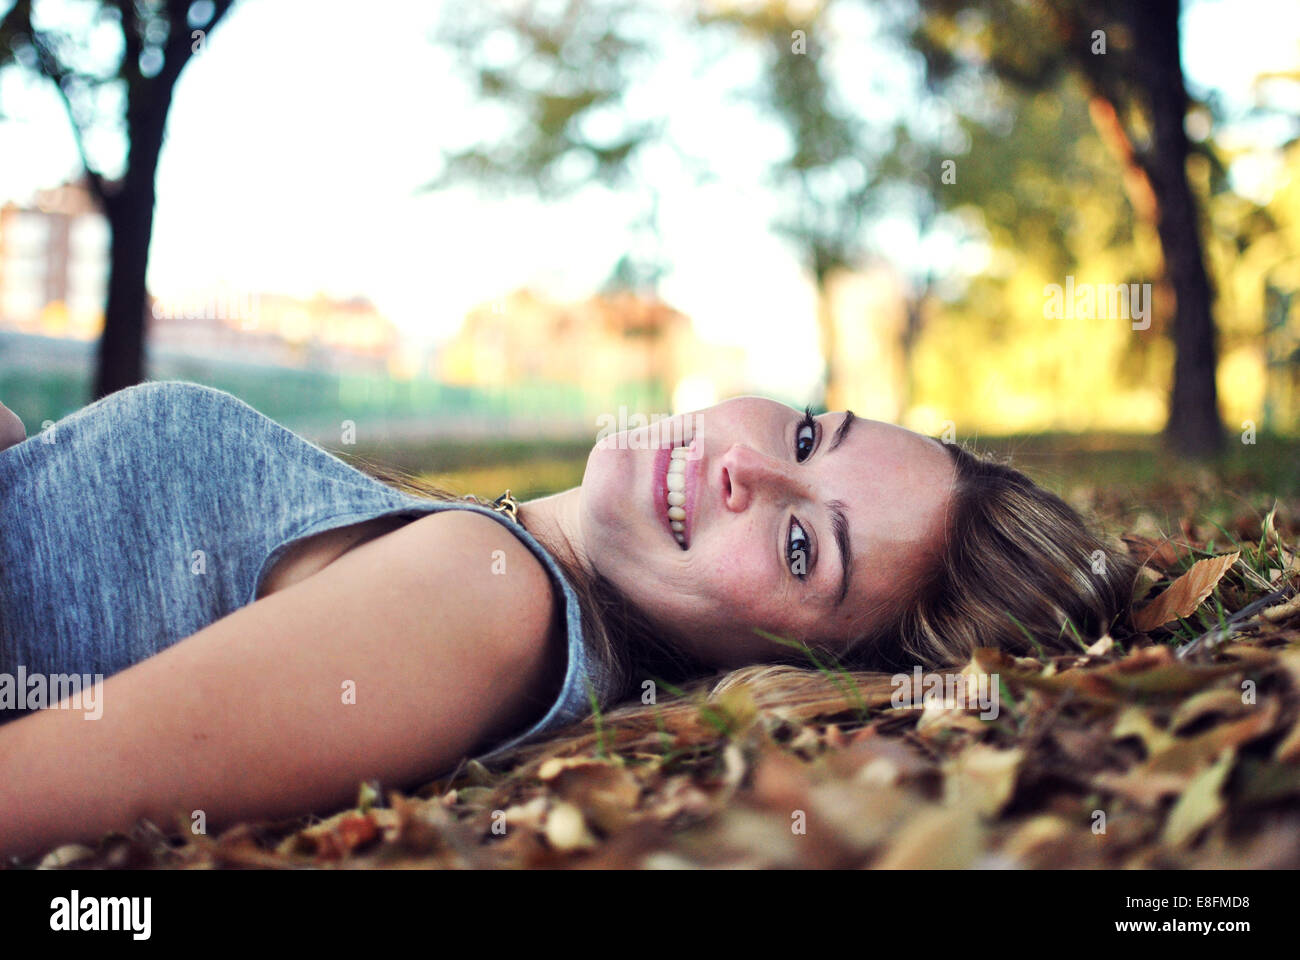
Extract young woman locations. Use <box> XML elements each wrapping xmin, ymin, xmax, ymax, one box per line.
<box><xmin>0</xmin><ymin>380</ymin><xmax>1136</xmax><ymax>861</ymax></box>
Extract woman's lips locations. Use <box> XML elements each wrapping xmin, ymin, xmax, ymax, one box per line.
<box><xmin>654</xmin><ymin>437</ymin><xmax>697</xmax><ymax>549</ymax></box>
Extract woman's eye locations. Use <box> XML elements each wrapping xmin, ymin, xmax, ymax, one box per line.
<box><xmin>787</xmin><ymin>519</ymin><xmax>809</xmax><ymax>579</ymax></box>
<box><xmin>795</xmin><ymin>419</ymin><xmax>816</xmax><ymax>462</ymax></box>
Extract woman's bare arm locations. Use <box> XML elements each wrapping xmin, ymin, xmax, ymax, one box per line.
<box><xmin>0</xmin><ymin>509</ymin><xmax>561</xmax><ymax>862</ymax></box>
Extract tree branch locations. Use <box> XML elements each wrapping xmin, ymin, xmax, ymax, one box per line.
<box><xmin>157</xmin><ymin>0</ymin><xmax>236</xmax><ymax>89</ymax></box>
<box><xmin>20</xmin><ymin>16</ymin><xmax>111</xmax><ymax>211</ymax></box>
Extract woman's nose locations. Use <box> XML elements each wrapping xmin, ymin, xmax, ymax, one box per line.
<box><xmin>719</xmin><ymin>443</ymin><xmax>807</xmax><ymax>512</ymax></box>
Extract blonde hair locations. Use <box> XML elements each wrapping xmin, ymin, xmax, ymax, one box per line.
<box><xmin>844</xmin><ymin>439</ymin><xmax>1139</xmax><ymax>671</ymax></box>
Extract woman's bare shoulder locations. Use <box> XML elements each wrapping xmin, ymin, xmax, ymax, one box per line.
<box><xmin>0</xmin><ymin>400</ymin><xmax>25</xmax><ymax>451</ymax></box>
<box><xmin>402</xmin><ymin>507</ymin><xmax>559</xmax><ymax>623</ymax></box>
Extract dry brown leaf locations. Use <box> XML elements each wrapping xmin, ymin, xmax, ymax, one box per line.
<box><xmin>1146</xmin><ymin>700</ymin><xmax>1280</xmax><ymax>774</ymax></box>
<box><xmin>1093</xmin><ymin>767</ymin><xmax>1191</xmax><ymax>807</ymax></box>
<box><xmin>545</xmin><ymin>761</ymin><xmax>642</xmax><ymax>834</ymax></box>
<box><xmin>1168</xmin><ymin>688</ymin><xmax>1253</xmax><ymax>734</ymax></box>
<box><xmin>1261</xmin><ymin>591</ymin><xmax>1300</xmax><ymax>623</ymax></box>
<box><xmin>1274</xmin><ymin>718</ymin><xmax>1300</xmax><ymax>763</ymax></box>
<box><xmin>1132</xmin><ymin>551</ymin><xmax>1239</xmax><ymax>631</ymax></box>
<box><xmin>1000</xmin><ymin>814</ymin><xmax>1073</xmax><ymax>865</ymax></box>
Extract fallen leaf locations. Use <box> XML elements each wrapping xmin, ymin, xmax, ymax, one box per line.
<box><xmin>1085</xmin><ymin>634</ymin><xmax>1116</xmax><ymax>657</ymax></box>
<box><xmin>942</xmin><ymin>745</ymin><xmax>1023</xmax><ymax>817</ymax></box>
<box><xmin>1273</xmin><ymin>717</ymin><xmax>1300</xmax><ymax>763</ymax></box>
<box><xmin>544</xmin><ymin>802</ymin><xmax>598</xmax><ymax>852</ymax></box>
<box><xmin>1168</xmin><ymin>688</ymin><xmax>1253</xmax><ymax>734</ymax></box>
<box><xmin>874</xmin><ymin>802</ymin><xmax>984</xmax><ymax>869</ymax></box>
<box><xmin>1146</xmin><ymin>701</ymin><xmax>1279</xmax><ymax>775</ymax></box>
<box><xmin>547</xmin><ymin>761</ymin><xmax>642</xmax><ymax>833</ymax></box>
<box><xmin>1261</xmin><ymin>591</ymin><xmax>1300</xmax><ymax>623</ymax></box>
<box><xmin>1111</xmin><ymin>706</ymin><xmax>1176</xmax><ymax>756</ymax></box>
<box><xmin>37</xmin><ymin>844</ymin><xmax>96</xmax><ymax>869</ymax></box>
<box><xmin>1132</xmin><ymin>552</ymin><xmax>1240</xmax><ymax>631</ymax></box>
<box><xmin>1162</xmin><ymin>748</ymin><xmax>1235</xmax><ymax>847</ymax></box>
<box><xmin>1093</xmin><ymin>767</ymin><xmax>1191</xmax><ymax>808</ymax></box>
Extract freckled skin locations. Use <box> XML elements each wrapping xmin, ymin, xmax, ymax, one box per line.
<box><xmin>575</xmin><ymin>396</ymin><xmax>958</xmax><ymax>666</ymax></box>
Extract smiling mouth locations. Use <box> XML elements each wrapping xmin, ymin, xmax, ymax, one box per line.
<box><xmin>666</xmin><ymin>445</ymin><xmax>689</xmax><ymax>547</ymax></box>
<box><xmin>656</xmin><ymin>434</ymin><xmax>695</xmax><ymax>550</ymax></box>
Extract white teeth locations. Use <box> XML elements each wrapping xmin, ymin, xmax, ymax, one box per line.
<box><xmin>666</xmin><ymin>444</ymin><xmax>689</xmax><ymax>546</ymax></box>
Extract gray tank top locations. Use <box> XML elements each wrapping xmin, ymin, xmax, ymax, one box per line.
<box><xmin>0</xmin><ymin>380</ymin><xmax>616</xmax><ymax>764</ymax></box>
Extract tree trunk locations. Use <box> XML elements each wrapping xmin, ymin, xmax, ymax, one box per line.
<box><xmin>1129</xmin><ymin>0</ymin><xmax>1225</xmax><ymax>458</ymax></box>
<box><xmin>94</xmin><ymin>198</ymin><xmax>152</xmax><ymax>397</ymax></box>
<box><xmin>91</xmin><ymin>98</ymin><xmax>168</xmax><ymax>399</ymax></box>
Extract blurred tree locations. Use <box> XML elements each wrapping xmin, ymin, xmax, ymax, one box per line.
<box><xmin>907</xmin><ymin>70</ymin><xmax>1172</xmax><ymax>435</ymax></box>
<box><xmin>693</xmin><ymin>0</ymin><xmax>880</xmax><ymax>413</ymax></box>
<box><xmin>0</xmin><ymin>0</ymin><xmax>236</xmax><ymax>400</ymax></box>
<box><xmin>425</xmin><ymin>0</ymin><xmax>675</xmax><ymax>299</ymax></box>
<box><xmin>906</xmin><ymin>0</ymin><xmax>1227</xmax><ymax>456</ymax></box>
<box><xmin>425</xmin><ymin>0</ymin><xmax>660</xmax><ymax>198</ymax></box>
<box><xmin>428</xmin><ymin>0</ymin><xmax>944</xmax><ymax>414</ymax></box>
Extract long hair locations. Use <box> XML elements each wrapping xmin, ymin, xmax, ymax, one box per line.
<box><xmin>841</xmin><ymin>439</ymin><xmax>1141</xmax><ymax>672</ymax></box>
<box><xmin>354</xmin><ymin>436</ymin><xmax>1139</xmax><ymax>705</ymax></box>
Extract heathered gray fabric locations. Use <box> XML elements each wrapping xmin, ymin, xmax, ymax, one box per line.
<box><xmin>0</xmin><ymin>380</ymin><xmax>613</xmax><ymax>763</ymax></box>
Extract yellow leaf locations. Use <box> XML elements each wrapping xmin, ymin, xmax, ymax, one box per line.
<box><xmin>942</xmin><ymin>745</ymin><xmax>1023</xmax><ymax>817</ymax></box>
<box><xmin>1085</xmin><ymin>633</ymin><xmax>1115</xmax><ymax>657</ymax></box>
<box><xmin>1162</xmin><ymin>748</ymin><xmax>1235</xmax><ymax>847</ymax></box>
<box><xmin>1111</xmin><ymin>706</ymin><xmax>1175</xmax><ymax>756</ymax></box>
<box><xmin>875</xmin><ymin>802</ymin><xmax>984</xmax><ymax>869</ymax></box>
<box><xmin>544</xmin><ymin>802</ymin><xmax>597</xmax><ymax>851</ymax></box>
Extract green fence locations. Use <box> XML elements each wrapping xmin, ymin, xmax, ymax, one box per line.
<box><xmin>0</xmin><ymin>332</ymin><xmax>670</xmax><ymax>439</ymax></box>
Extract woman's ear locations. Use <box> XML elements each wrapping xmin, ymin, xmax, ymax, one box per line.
<box><xmin>0</xmin><ymin>401</ymin><xmax>25</xmax><ymax>451</ymax></box>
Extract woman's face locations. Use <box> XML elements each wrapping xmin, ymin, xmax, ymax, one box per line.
<box><xmin>577</xmin><ymin>396</ymin><xmax>957</xmax><ymax>666</ymax></box>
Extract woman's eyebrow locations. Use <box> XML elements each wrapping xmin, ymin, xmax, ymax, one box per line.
<box><xmin>829</xmin><ymin>410</ymin><xmax>856</xmax><ymax>451</ymax></box>
<box><xmin>823</xmin><ymin>411</ymin><xmax>857</xmax><ymax>607</ymax></box>
<box><xmin>830</xmin><ymin>499</ymin><xmax>853</xmax><ymax>606</ymax></box>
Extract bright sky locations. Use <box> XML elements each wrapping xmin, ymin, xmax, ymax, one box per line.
<box><xmin>0</xmin><ymin>0</ymin><xmax>1296</xmax><ymax>401</ymax></box>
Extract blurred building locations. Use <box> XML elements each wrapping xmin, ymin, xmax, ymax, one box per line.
<box><xmin>0</xmin><ymin>178</ymin><xmax>403</xmax><ymax>374</ymax></box>
<box><xmin>148</xmin><ymin>289</ymin><xmax>402</xmax><ymax>374</ymax></box>
<box><xmin>436</xmin><ymin>288</ymin><xmax>747</xmax><ymax>409</ymax></box>
<box><xmin>0</xmin><ymin>179</ymin><xmax>109</xmax><ymax>340</ymax></box>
